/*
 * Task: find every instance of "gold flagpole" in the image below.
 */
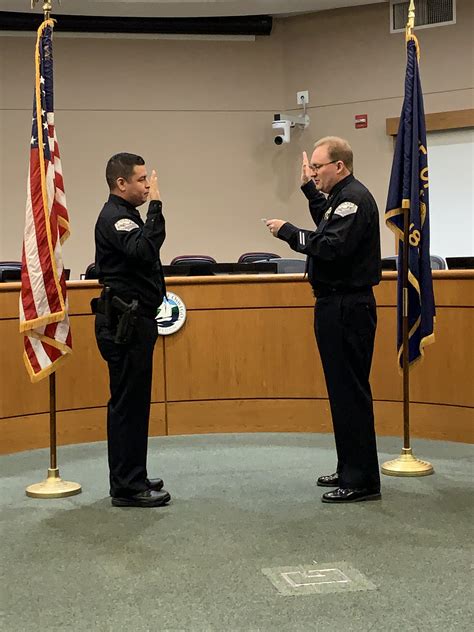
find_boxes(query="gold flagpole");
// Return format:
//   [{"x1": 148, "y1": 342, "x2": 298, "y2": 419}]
[
  {"x1": 26, "y1": 0, "x2": 81, "y2": 499},
  {"x1": 382, "y1": 0, "x2": 433, "y2": 477}
]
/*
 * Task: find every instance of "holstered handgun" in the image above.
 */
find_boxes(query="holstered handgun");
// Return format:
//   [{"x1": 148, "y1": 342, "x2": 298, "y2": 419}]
[
  {"x1": 112, "y1": 296, "x2": 139, "y2": 345},
  {"x1": 91, "y1": 287, "x2": 138, "y2": 344}
]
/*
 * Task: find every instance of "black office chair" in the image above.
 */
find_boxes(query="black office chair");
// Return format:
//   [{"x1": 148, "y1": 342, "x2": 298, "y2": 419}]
[
  {"x1": 84, "y1": 262, "x2": 99, "y2": 279},
  {"x1": 0, "y1": 261, "x2": 22, "y2": 282},
  {"x1": 381, "y1": 256, "x2": 398, "y2": 271},
  {"x1": 430, "y1": 255, "x2": 446, "y2": 270},
  {"x1": 170, "y1": 255, "x2": 217, "y2": 266},
  {"x1": 238, "y1": 252, "x2": 281, "y2": 264}
]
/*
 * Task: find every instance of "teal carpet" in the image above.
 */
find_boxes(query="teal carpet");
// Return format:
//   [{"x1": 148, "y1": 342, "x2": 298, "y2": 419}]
[{"x1": 1, "y1": 433, "x2": 473, "y2": 631}]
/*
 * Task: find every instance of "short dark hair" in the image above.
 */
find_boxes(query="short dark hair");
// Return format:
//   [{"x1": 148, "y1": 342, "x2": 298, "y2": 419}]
[{"x1": 106, "y1": 153, "x2": 145, "y2": 189}]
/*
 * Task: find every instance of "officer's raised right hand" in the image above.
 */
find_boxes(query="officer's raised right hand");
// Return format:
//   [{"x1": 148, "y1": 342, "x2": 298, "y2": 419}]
[
  {"x1": 148, "y1": 169, "x2": 161, "y2": 201},
  {"x1": 301, "y1": 151, "x2": 312, "y2": 185}
]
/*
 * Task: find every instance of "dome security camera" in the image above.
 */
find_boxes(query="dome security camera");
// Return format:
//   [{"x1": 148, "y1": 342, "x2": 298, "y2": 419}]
[
  {"x1": 272, "y1": 112, "x2": 310, "y2": 146},
  {"x1": 272, "y1": 119, "x2": 291, "y2": 145}
]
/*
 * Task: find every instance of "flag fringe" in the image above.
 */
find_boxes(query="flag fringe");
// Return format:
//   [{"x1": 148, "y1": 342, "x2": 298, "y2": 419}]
[
  {"x1": 396, "y1": 330, "x2": 436, "y2": 375},
  {"x1": 23, "y1": 349, "x2": 70, "y2": 384},
  {"x1": 19, "y1": 309, "x2": 67, "y2": 333}
]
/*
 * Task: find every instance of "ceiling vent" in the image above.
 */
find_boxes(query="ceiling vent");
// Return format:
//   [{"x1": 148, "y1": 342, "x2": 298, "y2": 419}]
[{"x1": 390, "y1": 0, "x2": 456, "y2": 33}]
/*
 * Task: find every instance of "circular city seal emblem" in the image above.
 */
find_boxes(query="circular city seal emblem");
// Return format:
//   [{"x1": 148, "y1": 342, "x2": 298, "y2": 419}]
[{"x1": 156, "y1": 292, "x2": 186, "y2": 335}]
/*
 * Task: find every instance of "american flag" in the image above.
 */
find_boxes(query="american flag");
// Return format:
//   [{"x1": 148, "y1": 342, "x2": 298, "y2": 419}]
[{"x1": 20, "y1": 20, "x2": 72, "y2": 382}]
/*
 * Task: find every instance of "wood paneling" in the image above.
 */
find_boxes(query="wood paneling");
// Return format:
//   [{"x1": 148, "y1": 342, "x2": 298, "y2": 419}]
[
  {"x1": 373, "y1": 401, "x2": 474, "y2": 444},
  {"x1": 56, "y1": 315, "x2": 110, "y2": 411},
  {"x1": 410, "y1": 308, "x2": 474, "y2": 407},
  {"x1": 167, "y1": 399, "x2": 334, "y2": 435},
  {"x1": 165, "y1": 306, "x2": 326, "y2": 401},
  {"x1": 1, "y1": 272, "x2": 472, "y2": 453},
  {"x1": 371, "y1": 306, "x2": 403, "y2": 401},
  {"x1": 167, "y1": 399, "x2": 473, "y2": 444},
  {"x1": 166, "y1": 276, "x2": 315, "y2": 310},
  {"x1": 0, "y1": 404, "x2": 166, "y2": 454},
  {"x1": 372, "y1": 306, "x2": 474, "y2": 407},
  {"x1": 386, "y1": 108, "x2": 474, "y2": 136}
]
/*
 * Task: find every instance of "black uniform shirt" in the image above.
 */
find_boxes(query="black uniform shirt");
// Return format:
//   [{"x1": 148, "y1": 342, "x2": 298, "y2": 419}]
[
  {"x1": 94, "y1": 193, "x2": 166, "y2": 314},
  {"x1": 277, "y1": 174, "x2": 381, "y2": 293}
]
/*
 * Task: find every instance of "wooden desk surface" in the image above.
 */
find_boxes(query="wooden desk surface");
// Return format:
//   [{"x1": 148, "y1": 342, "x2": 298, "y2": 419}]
[{"x1": 1, "y1": 271, "x2": 473, "y2": 453}]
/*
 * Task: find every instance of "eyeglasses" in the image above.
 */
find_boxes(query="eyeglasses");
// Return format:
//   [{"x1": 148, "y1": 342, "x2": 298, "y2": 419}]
[{"x1": 309, "y1": 160, "x2": 337, "y2": 171}]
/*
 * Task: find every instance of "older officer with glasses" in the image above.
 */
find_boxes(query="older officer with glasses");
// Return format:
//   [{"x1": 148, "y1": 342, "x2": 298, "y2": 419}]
[{"x1": 265, "y1": 136, "x2": 382, "y2": 503}]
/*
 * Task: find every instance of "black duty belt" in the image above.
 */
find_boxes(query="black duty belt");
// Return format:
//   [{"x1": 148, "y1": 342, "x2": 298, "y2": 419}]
[
  {"x1": 91, "y1": 287, "x2": 153, "y2": 344},
  {"x1": 91, "y1": 291, "x2": 156, "y2": 320},
  {"x1": 313, "y1": 285, "x2": 372, "y2": 298}
]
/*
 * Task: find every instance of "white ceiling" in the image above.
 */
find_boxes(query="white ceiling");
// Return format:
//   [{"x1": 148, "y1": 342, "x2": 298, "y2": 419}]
[{"x1": 1, "y1": 1, "x2": 385, "y2": 18}]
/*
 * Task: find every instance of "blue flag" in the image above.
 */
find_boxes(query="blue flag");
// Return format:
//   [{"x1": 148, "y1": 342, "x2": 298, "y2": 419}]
[{"x1": 385, "y1": 37, "x2": 435, "y2": 369}]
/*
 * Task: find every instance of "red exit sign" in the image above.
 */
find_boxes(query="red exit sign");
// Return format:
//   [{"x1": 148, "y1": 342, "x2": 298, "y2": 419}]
[{"x1": 355, "y1": 114, "x2": 368, "y2": 128}]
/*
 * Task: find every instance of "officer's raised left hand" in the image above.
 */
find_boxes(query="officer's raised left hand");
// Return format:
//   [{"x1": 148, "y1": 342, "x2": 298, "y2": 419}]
[
  {"x1": 148, "y1": 169, "x2": 161, "y2": 201},
  {"x1": 265, "y1": 218, "x2": 286, "y2": 237}
]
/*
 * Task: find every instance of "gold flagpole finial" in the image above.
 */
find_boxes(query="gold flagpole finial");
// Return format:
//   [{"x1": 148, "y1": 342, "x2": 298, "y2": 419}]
[
  {"x1": 31, "y1": 1, "x2": 58, "y2": 20},
  {"x1": 406, "y1": 0, "x2": 416, "y2": 40},
  {"x1": 405, "y1": 1, "x2": 420, "y2": 58}
]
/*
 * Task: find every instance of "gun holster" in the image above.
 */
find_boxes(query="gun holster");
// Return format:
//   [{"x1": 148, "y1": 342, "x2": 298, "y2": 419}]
[
  {"x1": 91, "y1": 287, "x2": 138, "y2": 345},
  {"x1": 112, "y1": 295, "x2": 139, "y2": 345}
]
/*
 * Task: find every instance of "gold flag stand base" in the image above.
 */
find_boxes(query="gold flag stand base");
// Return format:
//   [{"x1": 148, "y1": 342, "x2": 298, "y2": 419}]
[
  {"x1": 382, "y1": 447, "x2": 434, "y2": 477},
  {"x1": 26, "y1": 468, "x2": 82, "y2": 498}
]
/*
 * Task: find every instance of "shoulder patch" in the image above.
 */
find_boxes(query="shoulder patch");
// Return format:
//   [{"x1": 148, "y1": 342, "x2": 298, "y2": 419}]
[
  {"x1": 114, "y1": 218, "x2": 139, "y2": 232},
  {"x1": 333, "y1": 201, "x2": 358, "y2": 217}
]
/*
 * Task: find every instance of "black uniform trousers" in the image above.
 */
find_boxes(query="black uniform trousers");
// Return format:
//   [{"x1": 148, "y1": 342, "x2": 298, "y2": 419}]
[
  {"x1": 95, "y1": 313, "x2": 158, "y2": 497},
  {"x1": 314, "y1": 288, "x2": 380, "y2": 491}
]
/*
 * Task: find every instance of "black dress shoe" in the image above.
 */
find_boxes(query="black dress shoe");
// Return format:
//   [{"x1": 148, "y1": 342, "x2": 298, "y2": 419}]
[
  {"x1": 317, "y1": 472, "x2": 339, "y2": 487},
  {"x1": 111, "y1": 489, "x2": 171, "y2": 508},
  {"x1": 146, "y1": 477, "x2": 164, "y2": 491},
  {"x1": 321, "y1": 488, "x2": 381, "y2": 503}
]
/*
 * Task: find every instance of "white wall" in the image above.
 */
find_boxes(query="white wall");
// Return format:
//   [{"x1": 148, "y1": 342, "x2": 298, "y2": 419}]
[{"x1": 428, "y1": 129, "x2": 473, "y2": 258}]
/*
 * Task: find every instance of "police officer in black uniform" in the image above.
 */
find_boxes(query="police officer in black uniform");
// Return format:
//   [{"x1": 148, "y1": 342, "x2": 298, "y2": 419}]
[
  {"x1": 265, "y1": 136, "x2": 381, "y2": 503},
  {"x1": 92, "y1": 152, "x2": 171, "y2": 508}
]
